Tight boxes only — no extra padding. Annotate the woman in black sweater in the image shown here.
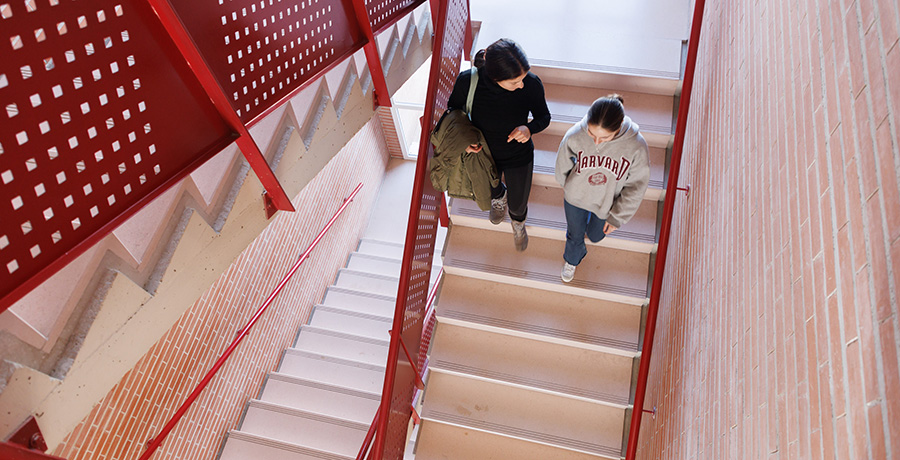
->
[447,38,551,251]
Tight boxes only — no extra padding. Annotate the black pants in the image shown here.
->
[491,160,533,222]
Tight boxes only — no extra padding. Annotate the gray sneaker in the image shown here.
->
[511,220,528,252]
[489,191,507,225]
[561,262,576,282]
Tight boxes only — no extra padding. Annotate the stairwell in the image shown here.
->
[218,162,445,459]
[411,0,689,456]
[0,3,436,449]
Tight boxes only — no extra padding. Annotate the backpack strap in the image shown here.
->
[465,67,478,119]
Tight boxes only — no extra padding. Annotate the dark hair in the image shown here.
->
[587,94,625,131]
[473,38,530,82]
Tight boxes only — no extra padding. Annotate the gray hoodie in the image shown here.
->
[555,116,650,228]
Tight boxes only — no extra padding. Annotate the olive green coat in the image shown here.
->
[429,109,500,211]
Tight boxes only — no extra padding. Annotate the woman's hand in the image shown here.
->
[604,222,618,234]
[507,125,531,143]
[465,143,483,153]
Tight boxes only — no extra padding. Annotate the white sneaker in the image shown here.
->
[561,262,576,283]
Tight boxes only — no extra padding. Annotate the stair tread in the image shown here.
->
[240,400,369,455]
[415,420,616,460]
[321,286,397,318]
[430,322,634,407]
[444,226,650,305]
[421,372,624,457]
[220,430,353,460]
[449,185,658,252]
[436,274,639,352]
[278,349,385,393]
[293,326,389,366]
[309,306,393,341]
[259,372,380,424]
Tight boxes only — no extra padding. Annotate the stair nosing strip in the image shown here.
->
[325,285,396,302]
[423,410,622,458]
[445,259,647,299]
[313,304,393,323]
[282,349,386,372]
[430,360,630,406]
[226,431,353,459]
[248,399,370,431]
[350,251,402,263]
[299,325,391,347]
[439,310,639,352]
[338,268,400,283]
[267,372,381,400]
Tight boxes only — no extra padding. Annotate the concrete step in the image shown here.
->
[415,419,611,460]
[435,273,640,356]
[219,430,353,460]
[334,269,400,297]
[293,326,389,366]
[449,185,658,254]
[277,349,385,394]
[321,286,396,318]
[346,252,402,276]
[258,372,380,424]
[430,321,634,407]
[420,371,625,459]
[308,305,392,341]
[542,83,674,148]
[357,238,405,259]
[532,132,667,200]
[239,400,368,457]
[444,226,650,306]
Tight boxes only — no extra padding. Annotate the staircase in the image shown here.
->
[411,20,683,460]
[0,4,436,446]
[219,159,446,459]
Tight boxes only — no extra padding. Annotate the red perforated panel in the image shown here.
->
[365,0,422,34]
[378,0,467,457]
[0,0,235,311]
[171,0,366,125]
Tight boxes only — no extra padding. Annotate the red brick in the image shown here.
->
[880,322,900,460]
[864,199,893,321]
[819,364,837,460]
[827,294,848,418]
[866,33,890,126]
[868,403,888,460]
[874,122,900,243]
[820,195,837,296]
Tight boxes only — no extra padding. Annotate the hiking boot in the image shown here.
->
[511,220,528,252]
[561,262,576,283]
[489,191,507,225]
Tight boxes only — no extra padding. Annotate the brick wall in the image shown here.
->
[50,118,391,460]
[639,0,899,459]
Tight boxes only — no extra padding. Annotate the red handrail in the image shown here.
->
[139,183,363,460]
[356,267,443,459]
[624,0,706,458]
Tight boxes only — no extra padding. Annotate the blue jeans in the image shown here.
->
[563,200,607,266]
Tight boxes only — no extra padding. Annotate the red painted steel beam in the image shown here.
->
[139,183,362,460]
[350,0,392,108]
[0,443,65,460]
[624,0,706,458]
[463,2,473,61]
[145,0,294,212]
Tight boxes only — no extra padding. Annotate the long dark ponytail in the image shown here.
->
[473,38,530,82]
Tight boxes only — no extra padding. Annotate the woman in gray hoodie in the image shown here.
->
[555,95,650,282]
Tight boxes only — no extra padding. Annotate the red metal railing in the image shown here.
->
[367,0,467,457]
[139,183,363,460]
[624,0,706,458]
[0,0,424,314]
[0,442,65,460]
[357,267,443,459]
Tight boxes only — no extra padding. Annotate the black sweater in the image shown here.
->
[447,69,551,169]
